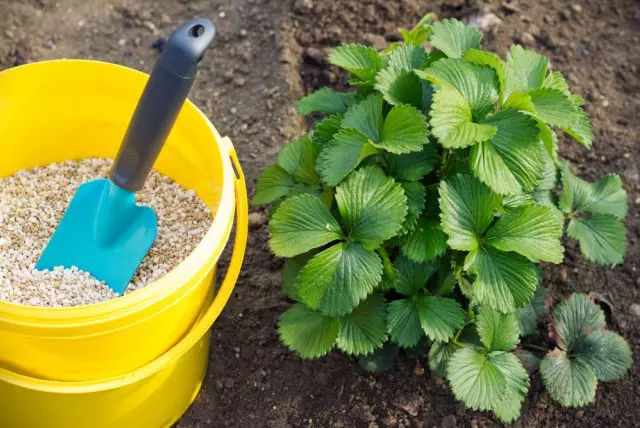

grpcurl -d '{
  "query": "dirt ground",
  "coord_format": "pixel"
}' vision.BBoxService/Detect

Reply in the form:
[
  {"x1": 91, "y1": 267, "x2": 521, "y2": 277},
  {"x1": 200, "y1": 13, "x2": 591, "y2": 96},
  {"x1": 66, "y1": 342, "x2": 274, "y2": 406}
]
[{"x1": 0, "y1": 0, "x2": 638, "y2": 426}]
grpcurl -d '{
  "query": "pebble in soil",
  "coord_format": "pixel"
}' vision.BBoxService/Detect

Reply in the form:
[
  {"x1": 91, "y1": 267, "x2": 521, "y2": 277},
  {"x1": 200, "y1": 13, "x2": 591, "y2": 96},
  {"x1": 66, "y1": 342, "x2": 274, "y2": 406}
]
[{"x1": 0, "y1": 158, "x2": 212, "y2": 307}]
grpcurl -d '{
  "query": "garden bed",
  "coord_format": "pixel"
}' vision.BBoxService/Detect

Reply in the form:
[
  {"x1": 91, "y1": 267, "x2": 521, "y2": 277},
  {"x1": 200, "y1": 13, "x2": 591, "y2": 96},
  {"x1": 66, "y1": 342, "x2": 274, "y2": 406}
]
[{"x1": 0, "y1": 0, "x2": 637, "y2": 426}]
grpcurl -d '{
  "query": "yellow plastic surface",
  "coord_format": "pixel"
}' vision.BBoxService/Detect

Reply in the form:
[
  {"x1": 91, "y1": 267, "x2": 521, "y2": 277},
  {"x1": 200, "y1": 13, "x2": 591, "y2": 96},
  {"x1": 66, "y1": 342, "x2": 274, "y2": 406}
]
[{"x1": 0, "y1": 59, "x2": 246, "y2": 382}]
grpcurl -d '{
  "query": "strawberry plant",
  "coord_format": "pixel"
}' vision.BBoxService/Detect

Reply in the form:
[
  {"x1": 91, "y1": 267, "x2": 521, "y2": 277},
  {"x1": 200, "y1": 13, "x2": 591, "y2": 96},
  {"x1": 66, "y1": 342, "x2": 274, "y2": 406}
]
[{"x1": 252, "y1": 14, "x2": 632, "y2": 423}]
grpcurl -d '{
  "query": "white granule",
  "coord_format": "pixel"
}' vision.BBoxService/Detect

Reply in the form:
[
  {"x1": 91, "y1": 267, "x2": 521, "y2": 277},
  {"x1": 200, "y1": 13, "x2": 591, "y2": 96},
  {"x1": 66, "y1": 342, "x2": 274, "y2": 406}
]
[{"x1": 0, "y1": 158, "x2": 213, "y2": 307}]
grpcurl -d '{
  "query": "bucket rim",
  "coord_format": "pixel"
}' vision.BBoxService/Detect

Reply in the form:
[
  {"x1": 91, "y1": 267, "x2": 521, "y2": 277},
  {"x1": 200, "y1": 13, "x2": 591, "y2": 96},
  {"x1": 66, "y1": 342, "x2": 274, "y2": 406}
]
[{"x1": 0, "y1": 59, "x2": 236, "y2": 324}]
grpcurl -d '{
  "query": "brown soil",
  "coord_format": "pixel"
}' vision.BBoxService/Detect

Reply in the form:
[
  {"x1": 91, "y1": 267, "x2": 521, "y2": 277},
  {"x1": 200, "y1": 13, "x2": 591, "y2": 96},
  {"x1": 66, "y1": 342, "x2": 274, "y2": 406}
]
[{"x1": 1, "y1": 0, "x2": 638, "y2": 426}]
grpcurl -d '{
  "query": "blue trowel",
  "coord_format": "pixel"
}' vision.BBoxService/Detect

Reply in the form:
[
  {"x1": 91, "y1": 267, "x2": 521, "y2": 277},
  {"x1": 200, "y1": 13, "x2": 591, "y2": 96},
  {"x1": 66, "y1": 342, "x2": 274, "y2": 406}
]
[{"x1": 36, "y1": 18, "x2": 215, "y2": 294}]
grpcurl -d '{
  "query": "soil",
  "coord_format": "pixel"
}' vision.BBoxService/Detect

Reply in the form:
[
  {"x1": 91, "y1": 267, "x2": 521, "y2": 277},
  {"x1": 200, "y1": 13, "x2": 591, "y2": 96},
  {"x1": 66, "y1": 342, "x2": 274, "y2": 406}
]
[{"x1": 1, "y1": 0, "x2": 638, "y2": 427}]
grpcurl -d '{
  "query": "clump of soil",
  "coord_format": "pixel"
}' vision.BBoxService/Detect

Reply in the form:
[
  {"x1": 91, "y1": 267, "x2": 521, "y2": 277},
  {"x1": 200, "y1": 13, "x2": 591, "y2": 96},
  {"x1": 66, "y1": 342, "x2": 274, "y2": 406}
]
[{"x1": 0, "y1": 158, "x2": 212, "y2": 307}]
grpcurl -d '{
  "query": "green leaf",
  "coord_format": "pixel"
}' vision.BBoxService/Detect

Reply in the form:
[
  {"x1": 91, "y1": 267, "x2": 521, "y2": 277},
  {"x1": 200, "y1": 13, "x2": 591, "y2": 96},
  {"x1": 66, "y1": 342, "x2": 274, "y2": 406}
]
[
  {"x1": 563, "y1": 107, "x2": 593, "y2": 148},
  {"x1": 394, "y1": 255, "x2": 439, "y2": 296},
  {"x1": 400, "y1": 181, "x2": 426, "y2": 233},
  {"x1": 377, "y1": 104, "x2": 428, "y2": 154},
  {"x1": 469, "y1": 109, "x2": 545, "y2": 195},
  {"x1": 282, "y1": 253, "x2": 314, "y2": 300},
  {"x1": 516, "y1": 283, "x2": 547, "y2": 337},
  {"x1": 417, "y1": 58, "x2": 498, "y2": 119},
  {"x1": 276, "y1": 135, "x2": 322, "y2": 187},
  {"x1": 428, "y1": 341, "x2": 458, "y2": 377},
  {"x1": 416, "y1": 296, "x2": 466, "y2": 342},
  {"x1": 398, "y1": 14, "x2": 435, "y2": 46},
  {"x1": 439, "y1": 174, "x2": 501, "y2": 251},
  {"x1": 251, "y1": 164, "x2": 297, "y2": 205},
  {"x1": 515, "y1": 349, "x2": 541, "y2": 373},
  {"x1": 503, "y1": 45, "x2": 548, "y2": 99},
  {"x1": 337, "y1": 294, "x2": 388, "y2": 356},
  {"x1": 540, "y1": 350, "x2": 597, "y2": 407},
  {"x1": 377, "y1": 247, "x2": 397, "y2": 292},
  {"x1": 551, "y1": 293, "x2": 606, "y2": 351},
  {"x1": 430, "y1": 88, "x2": 497, "y2": 149},
  {"x1": 464, "y1": 48, "x2": 505, "y2": 104},
  {"x1": 573, "y1": 331, "x2": 632, "y2": 382},
  {"x1": 375, "y1": 68, "x2": 423, "y2": 108},
  {"x1": 312, "y1": 113, "x2": 344, "y2": 146},
  {"x1": 476, "y1": 306, "x2": 520, "y2": 352},
  {"x1": 491, "y1": 352, "x2": 530, "y2": 423},
  {"x1": 465, "y1": 246, "x2": 538, "y2": 313},
  {"x1": 388, "y1": 44, "x2": 426, "y2": 70},
  {"x1": 430, "y1": 18, "x2": 482, "y2": 58},
  {"x1": 387, "y1": 299, "x2": 423, "y2": 348},
  {"x1": 542, "y1": 71, "x2": 570, "y2": 95},
  {"x1": 400, "y1": 217, "x2": 448, "y2": 262},
  {"x1": 296, "y1": 242, "x2": 383, "y2": 316},
  {"x1": 567, "y1": 215, "x2": 627, "y2": 265},
  {"x1": 447, "y1": 347, "x2": 507, "y2": 411},
  {"x1": 503, "y1": 91, "x2": 535, "y2": 112},
  {"x1": 316, "y1": 128, "x2": 380, "y2": 186},
  {"x1": 485, "y1": 204, "x2": 564, "y2": 263},
  {"x1": 536, "y1": 119, "x2": 559, "y2": 163},
  {"x1": 387, "y1": 145, "x2": 439, "y2": 181},
  {"x1": 359, "y1": 342, "x2": 400, "y2": 373},
  {"x1": 342, "y1": 93, "x2": 383, "y2": 142},
  {"x1": 560, "y1": 162, "x2": 628, "y2": 219},
  {"x1": 336, "y1": 165, "x2": 408, "y2": 248},
  {"x1": 296, "y1": 88, "x2": 355, "y2": 116},
  {"x1": 328, "y1": 43, "x2": 383, "y2": 83},
  {"x1": 278, "y1": 303, "x2": 340, "y2": 359},
  {"x1": 269, "y1": 194, "x2": 343, "y2": 257}
]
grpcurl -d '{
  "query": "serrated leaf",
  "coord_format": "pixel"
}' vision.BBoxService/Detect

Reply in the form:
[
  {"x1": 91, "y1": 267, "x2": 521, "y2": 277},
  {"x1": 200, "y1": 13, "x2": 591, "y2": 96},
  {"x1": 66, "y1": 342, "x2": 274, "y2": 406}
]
[
  {"x1": 278, "y1": 303, "x2": 340, "y2": 359},
  {"x1": 296, "y1": 242, "x2": 383, "y2": 316},
  {"x1": 552, "y1": 293, "x2": 606, "y2": 351},
  {"x1": 394, "y1": 255, "x2": 439, "y2": 296},
  {"x1": 485, "y1": 204, "x2": 564, "y2": 263},
  {"x1": 336, "y1": 165, "x2": 408, "y2": 248},
  {"x1": 329, "y1": 43, "x2": 383, "y2": 83},
  {"x1": 296, "y1": 88, "x2": 355, "y2": 116},
  {"x1": 540, "y1": 351, "x2": 597, "y2": 407},
  {"x1": 387, "y1": 299, "x2": 423, "y2": 348},
  {"x1": 400, "y1": 181, "x2": 426, "y2": 233},
  {"x1": 282, "y1": 253, "x2": 314, "y2": 300},
  {"x1": 562, "y1": 108, "x2": 593, "y2": 148},
  {"x1": 342, "y1": 93, "x2": 383, "y2": 142},
  {"x1": 337, "y1": 294, "x2": 388, "y2": 356},
  {"x1": 503, "y1": 45, "x2": 548, "y2": 99},
  {"x1": 312, "y1": 113, "x2": 344, "y2": 146},
  {"x1": 430, "y1": 88, "x2": 497, "y2": 149},
  {"x1": 377, "y1": 104, "x2": 429, "y2": 154},
  {"x1": 447, "y1": 347, "x2": 507, "y2": 411},
  {"x1": 503, "y1": 91, "x2": 535, "y2": 112},
  {"x1": 536, "y1": 118, "x2": 559, "y2": 164},
  {"x1": 573, "y1": 331, "x2": 632, "y2": 382},
  {"x1": 388, "y1": 44, "x2": 426, "y2": 70},
  {"x1": 502, "y1": 193, "x2": 535, "y2": 209},
  {"x1": 316, "y1": 128, "x2": 380, "y2": 186},
  {"x1": 359, "y1": 342, "x2": 400, "y2": 373},
  {"x1": 465, "y1": 246, "x2": 538, "y2": 313},
  {"x1": 417, "y1": 58, "x2": 498, "y2": 119},
  {"x1": 429, "y1": 341, "x2": 458, "y2": 377},
  {"x1": 377, "y1": 247, "x2": 397, "y2": 292},
  {"x1": 251, "y1": 164, "x2": 297, "y2": 205},
  {"x1": 416, "y1": 296, "x2": 466, "y2": 342},
  {"x1": 491, "y1": 352, "x2": 530, "y2": 423},
  {"x1": 387, "y1": 145, "x2": 439, "y2": 181},
  {"x1": 476, "y1": 306, "x2": 520, "y2": 352},
  {"x1": 375, "y1": 68, "x2": 423, "y2": 108},
  {"x1": 464, "y1": 48, "x2": 505, "y2": 104},
  {"x1": 560, "y1": 162, "x2": 628, "y2": 219},
  {"x1": 567, "y1": 215, "x2": 627, "y2": 265},
  {"x1": 470, "y1": 109, "x2": 545, "y2": 195},
  {"x1": 439, "y1": 174, "x2": 501, "y2": 251},
  {"x1": 516, "y1": 283, "x2": 546, "y2": 337},
  {"x1": 515, "y1": 349, "x2": 541, "y2": 373},
  {"x1": 542, "y1": 71, "x2": 570, "y2": 95},
  {"x1": 276, "y1": 135, "x2": 322, "y2": 187},
  {"x1": 430, "y1": 18, "x2": 482, "y2": 58},
  {"x1": 269, "y1": 194, "x2": 343, "y2": 257},
  {"x1": 400, "y1": 217, "x2": 448, "y2": 262}
]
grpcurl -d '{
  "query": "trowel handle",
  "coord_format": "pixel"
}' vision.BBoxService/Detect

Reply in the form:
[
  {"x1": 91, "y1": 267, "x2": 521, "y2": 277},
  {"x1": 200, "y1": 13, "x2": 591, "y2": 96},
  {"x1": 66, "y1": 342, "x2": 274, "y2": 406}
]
[{"x1": 110, "y1": 18, "x2": 215, "y2": 192}]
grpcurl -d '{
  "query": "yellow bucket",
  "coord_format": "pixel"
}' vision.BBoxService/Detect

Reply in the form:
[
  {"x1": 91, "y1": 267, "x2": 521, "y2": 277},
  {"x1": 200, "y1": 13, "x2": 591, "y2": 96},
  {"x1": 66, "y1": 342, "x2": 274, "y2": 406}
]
[{"x1": 0, "y1": 58, "x2": 247, "y2": 392}]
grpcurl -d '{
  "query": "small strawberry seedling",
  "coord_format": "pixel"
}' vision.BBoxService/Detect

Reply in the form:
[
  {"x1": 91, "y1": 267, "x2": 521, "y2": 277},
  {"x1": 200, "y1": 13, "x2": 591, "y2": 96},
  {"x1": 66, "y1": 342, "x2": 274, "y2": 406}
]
[{"x1": 252, "y1": 14, "x2": 632, "y2": 423}]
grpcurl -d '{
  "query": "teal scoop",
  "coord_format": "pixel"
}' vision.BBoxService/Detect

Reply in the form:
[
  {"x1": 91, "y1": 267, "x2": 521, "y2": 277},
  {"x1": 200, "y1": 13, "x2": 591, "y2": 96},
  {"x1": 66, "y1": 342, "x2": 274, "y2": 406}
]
[{"x1": 36, "y1": 18, "x2": 215, "y2": 294}]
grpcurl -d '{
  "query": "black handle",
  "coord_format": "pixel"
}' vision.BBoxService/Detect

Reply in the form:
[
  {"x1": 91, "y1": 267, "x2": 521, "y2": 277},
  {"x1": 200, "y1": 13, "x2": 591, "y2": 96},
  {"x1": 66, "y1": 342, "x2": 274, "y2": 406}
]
[{"x1": 110, "y1": 18, "x2": 215, "y2": 192}]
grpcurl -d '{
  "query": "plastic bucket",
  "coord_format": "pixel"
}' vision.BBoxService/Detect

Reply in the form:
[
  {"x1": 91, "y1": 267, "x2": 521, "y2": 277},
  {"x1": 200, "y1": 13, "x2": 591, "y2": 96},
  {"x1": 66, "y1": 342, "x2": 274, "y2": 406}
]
[{"x1": 0, "y1": 60, "x2": 248, "y2": 382}]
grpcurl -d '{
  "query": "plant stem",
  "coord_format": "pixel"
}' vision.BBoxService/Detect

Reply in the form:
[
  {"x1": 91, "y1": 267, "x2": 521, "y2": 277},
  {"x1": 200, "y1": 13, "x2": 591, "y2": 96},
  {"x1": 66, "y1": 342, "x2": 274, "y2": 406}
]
[{"x1": 524, "y1": 343, "x2": 549, "y2": 353}]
